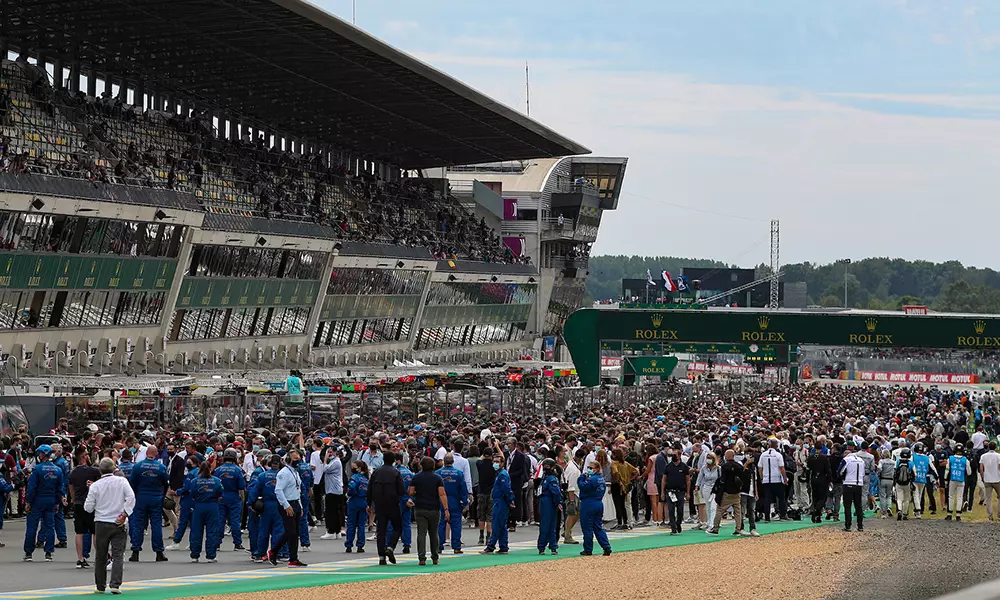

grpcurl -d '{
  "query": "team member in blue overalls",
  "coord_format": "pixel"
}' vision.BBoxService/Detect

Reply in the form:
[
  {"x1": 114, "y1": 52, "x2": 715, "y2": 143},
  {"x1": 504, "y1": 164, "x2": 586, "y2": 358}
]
[
  {"x1": 0, "y1": 464, "x2": 14, "y2": 548},
  {"x1": 344, "y1": 461, "x2": 369, "y2": 552},
  {"x1": 245, "y1": 452, "x2": 267, "y2": 558},
  {"x1": 437, "y1": 453, "x2": 468, "y2": 554},
  {"x1": 51, "y1": 445, "x2": 70, "y2": 549},
  {"x1": 185, "y1": 461, "x2": 223, "y2": 563},
  {"x1": 578, "y1": 460, "x2": 612, "y2": 556},
  {"x1": 23, "y1": 445, "x2": 64, "y2": 562},
  {"x1": 128, "y1": 445, "x2": 169, "y2": 562},
  {"x1": 295, "y1": 451, "x2": 314, "y2": 552},
  {"x1": 386, "y1": 454, "x2": 414, "y2": 553},
  {"x1": 213, "y1": 449, "x2": 246, "y2": 550},
  {"x1": 250, "y1": 454, "x2": 285, "y2": 563},
  {"x1": 165, "y1": 456, "x2": 201, "y2": 550},
  {"x1": 480, "y1": 456, "x2": 514, "y2": 555},
  {"x1": 537, "y1": 458, "x2": 563, "y2": 555},
  {"x1": 118, "y1": 450, "x2": 135, "y2": 479}
]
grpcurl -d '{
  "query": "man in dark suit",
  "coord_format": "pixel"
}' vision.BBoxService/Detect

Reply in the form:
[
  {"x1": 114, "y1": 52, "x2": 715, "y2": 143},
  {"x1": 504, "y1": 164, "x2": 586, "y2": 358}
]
[
  {"x1": 367, "y1": 451, "x2": 405, "y2": 566},
  {"x1": 506, "y1": 441, "x2": 530, "y2": 531}
]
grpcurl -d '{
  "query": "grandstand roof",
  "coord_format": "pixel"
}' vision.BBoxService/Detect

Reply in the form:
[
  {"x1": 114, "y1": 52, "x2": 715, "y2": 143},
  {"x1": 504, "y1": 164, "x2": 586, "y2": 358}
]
[{"x1": 5, "y1": 0, "x2": 590, "y2": 169}]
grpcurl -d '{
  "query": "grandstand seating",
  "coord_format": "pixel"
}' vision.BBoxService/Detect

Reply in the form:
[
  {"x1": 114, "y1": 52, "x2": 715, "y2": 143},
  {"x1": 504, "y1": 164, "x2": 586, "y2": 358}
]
[{"x1": 0, "y1": 59, "x2": 528, "y2": 264}]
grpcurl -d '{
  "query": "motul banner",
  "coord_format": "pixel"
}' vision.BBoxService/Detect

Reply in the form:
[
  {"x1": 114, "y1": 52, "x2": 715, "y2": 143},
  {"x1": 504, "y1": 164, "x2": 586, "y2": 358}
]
[{"x1": 856, "y1": 371, "x2": 979, "y2": 384}]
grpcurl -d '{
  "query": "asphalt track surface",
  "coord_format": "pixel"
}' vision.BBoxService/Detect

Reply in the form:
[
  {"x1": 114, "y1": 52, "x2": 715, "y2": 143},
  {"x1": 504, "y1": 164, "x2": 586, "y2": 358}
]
[{"x1": 0, "y1": 517, "x2": 828, "y2": 599}]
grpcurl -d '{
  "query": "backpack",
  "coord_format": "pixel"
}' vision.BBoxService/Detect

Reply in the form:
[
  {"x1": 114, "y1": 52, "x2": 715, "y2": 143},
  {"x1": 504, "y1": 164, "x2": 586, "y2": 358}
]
[{"x1": 894, "y1": 461, "x2": 913, "y2": 486}]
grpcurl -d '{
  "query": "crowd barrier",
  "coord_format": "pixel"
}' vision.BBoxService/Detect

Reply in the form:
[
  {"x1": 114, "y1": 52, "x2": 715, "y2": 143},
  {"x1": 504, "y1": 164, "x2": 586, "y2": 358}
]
[{"x1": 54, "y1": 386, "x2": 678, "y2": 432}]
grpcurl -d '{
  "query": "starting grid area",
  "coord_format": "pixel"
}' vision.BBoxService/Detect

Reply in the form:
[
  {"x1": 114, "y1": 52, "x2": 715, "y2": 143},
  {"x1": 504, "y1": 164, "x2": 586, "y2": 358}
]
[{"x1": 0, "y1": 528, "x2": 664, "y2": 600}]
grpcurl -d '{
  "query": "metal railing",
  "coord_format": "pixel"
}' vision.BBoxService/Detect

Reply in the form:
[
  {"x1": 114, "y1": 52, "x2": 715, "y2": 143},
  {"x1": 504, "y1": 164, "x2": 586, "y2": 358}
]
[{"x1": 55, "y1": 385, "x2": 679, "y2": 432}]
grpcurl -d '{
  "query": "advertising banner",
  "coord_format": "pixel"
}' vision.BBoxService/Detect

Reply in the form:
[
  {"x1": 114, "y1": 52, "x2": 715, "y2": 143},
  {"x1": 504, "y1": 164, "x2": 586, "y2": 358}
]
[
  {"x1": 855, "y1": 371, "x2": 979, "y2": 384},
  {"x1": 687, "y1": 362, "x2": 779, "y2": 376},
  {"x1": 542, "y1": 336, "x2": 556, "y2": 361}
]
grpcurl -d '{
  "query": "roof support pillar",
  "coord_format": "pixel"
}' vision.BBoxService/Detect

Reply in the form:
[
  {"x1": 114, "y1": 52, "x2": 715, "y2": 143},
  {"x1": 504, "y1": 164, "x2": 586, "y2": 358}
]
[
  {"x1": 134, "y1": 80, "x2": 145, "y2": 110},
  {"x1": 51, "y1": 58, "x2": 63, "y2": 89},
  {"x1": 0, "y1": 38, "x2": 8, "y2": 61},
  {"x1": 68, "y1": 61, "x2": 81, "y2": 94},
  {"x1": 86, "y1": 65, "x2": 97, "y2": 97}
]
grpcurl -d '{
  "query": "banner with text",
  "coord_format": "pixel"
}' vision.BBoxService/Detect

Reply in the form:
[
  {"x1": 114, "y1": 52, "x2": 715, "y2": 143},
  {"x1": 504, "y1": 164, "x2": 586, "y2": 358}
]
[{"x1": 856, "y1": 371, "x2": 979, "y2": 384}]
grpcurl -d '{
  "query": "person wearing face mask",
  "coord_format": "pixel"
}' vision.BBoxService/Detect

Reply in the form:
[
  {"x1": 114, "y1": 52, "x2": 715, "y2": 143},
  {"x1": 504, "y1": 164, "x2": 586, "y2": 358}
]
[
  {"x1": 244, "y1": 451, "x2": 268, "y2": 557},
  {"x1": 481, "y1": 454, "x2": 514, "y2": 555},
  {"x1": 537, "y1": 458, "x2": 563, "y2": 555},
  {"x1": 660, "y1": 447, "x2": 691, "y2": 535},
  {"x1": 609, "y1": 448, "x2": 637, "y2": 530},
  {"x1": 272, "y1": 450, "x2": 306, "y2": 567},
  {"x1": 578, "y1": 461, "x2": 612, "y2": 556},
  {"x1": 248, "y1": 454, "x2": 285, "y2": 563},
  {"x1": 385, "y1": 453, "x2": 413, "y2": 553},
  {"x1": 695, "y1": 452, "x2": 721, "y2": 533},
  {"x1": 562, "y1": 448, "x2": 584, "y2": 544},
  {"x1": 294, "y1": 450, "x2": 314, "y2": 552},
  {"x1": 344, "y1": 461, "x2": 369, "y2": 553},
  {"x1": 166, "y1": 456, "x2": 202, "y2": 550}
]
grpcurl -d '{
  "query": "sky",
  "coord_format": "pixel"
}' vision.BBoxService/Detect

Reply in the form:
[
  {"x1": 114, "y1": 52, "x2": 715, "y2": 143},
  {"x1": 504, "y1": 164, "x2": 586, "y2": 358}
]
[{"x1": 314, "y1": 0, "x2": 1000, "y2": 269}]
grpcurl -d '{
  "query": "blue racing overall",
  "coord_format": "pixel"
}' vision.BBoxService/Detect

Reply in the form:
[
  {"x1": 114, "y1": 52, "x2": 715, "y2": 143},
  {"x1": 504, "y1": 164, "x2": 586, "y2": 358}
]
[
  {"x1": 172, "y1": 467, "x2": 199, "y2": 544},
  {"x1": 486, "y1": 467, "x2": 514, "y2": 552},
  {"x1": 213, "y1": 462, "x2": 246, "y2": 547},
  {"x1": 251, "y1": 469, "x2": 284, "y2": 559},
  {"x1": 437, "y1": 465, "x2": 468, "y2": 551},
  {"x1": 537, "y1": 473, "x2": 562, "y2": 553},
  {"x1": 344, "y1": 473, "x2": 368, "y2": 549},
  {"x1": 128, "y1": 458, "x2": 168, "y2": 552},
  {"x1": 246, "y1": 466, "x2": 265, "y2": 556},
  {"x1": 578, "y1": 472, "x2": 611, "y2": 554},
  {"x1": 185, "y1": 475, "x2": 223, "y2": 560},
  {"x1": 386, "y1": 465, "x2": 413, "y2": 549},
  {"x1": 23, "y1": 460, "x2": 64, "y2": 555}
]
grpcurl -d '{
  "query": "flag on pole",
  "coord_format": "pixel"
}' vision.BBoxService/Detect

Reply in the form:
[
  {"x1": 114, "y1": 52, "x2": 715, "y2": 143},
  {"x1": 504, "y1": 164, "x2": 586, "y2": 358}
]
[
  {"x1": 662, "y1": 271, "x2": 677, "y2": 292},
  {"x1": 676, "y1": 276, "x2": 688, "y2": 292},
  {"x1": 646, "y1": 269, "x2": 655, "y2": 288}
]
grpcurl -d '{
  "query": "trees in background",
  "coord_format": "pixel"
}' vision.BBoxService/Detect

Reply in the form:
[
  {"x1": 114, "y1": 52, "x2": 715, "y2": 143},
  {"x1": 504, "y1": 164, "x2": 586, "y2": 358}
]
[{"x1": 585, "y1": 255, "x2": 1000, "y2": 314}]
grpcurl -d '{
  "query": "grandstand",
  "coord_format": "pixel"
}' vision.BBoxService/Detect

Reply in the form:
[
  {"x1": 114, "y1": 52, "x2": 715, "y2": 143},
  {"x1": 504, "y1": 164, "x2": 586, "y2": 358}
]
[{"x1": 0, "y1": 0, "x2": 622, "y2": 377}]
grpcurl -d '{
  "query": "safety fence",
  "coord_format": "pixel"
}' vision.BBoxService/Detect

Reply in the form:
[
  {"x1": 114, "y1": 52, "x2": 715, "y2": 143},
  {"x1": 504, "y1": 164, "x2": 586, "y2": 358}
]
[{"x1": 55, "y1": 385, "x2": 679, "y2": 432}]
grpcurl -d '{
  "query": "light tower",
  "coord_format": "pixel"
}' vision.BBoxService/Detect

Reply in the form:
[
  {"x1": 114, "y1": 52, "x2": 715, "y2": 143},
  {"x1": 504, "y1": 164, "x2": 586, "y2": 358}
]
[{"x1": 769, "y1": 219, "x2": 780, "y2": 310}]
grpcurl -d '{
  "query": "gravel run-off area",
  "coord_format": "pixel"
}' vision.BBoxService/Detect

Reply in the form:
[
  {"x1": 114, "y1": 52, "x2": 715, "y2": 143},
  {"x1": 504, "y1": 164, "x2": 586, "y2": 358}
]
[
  {"x1": 189, "y1": 503, "x2": 1000, "y2": 600},
  {"x1": 189, "y1": 527, "x2": 872, "y2": 600}
]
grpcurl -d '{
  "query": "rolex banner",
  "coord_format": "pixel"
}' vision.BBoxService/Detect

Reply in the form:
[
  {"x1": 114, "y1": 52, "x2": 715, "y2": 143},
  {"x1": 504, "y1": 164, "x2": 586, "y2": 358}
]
[{"x1": 623, "y1": 356, "x2": 679, "y2": 377}]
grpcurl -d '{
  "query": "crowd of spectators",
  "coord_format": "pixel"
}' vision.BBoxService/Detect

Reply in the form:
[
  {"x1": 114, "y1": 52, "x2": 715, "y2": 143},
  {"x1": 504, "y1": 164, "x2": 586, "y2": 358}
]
[
  {"x1": 2, "y1": 379, "x2": 996, "y2": 561},
  {"x1": 0, "y1": 59, "x2": 526, "y2": 265}
]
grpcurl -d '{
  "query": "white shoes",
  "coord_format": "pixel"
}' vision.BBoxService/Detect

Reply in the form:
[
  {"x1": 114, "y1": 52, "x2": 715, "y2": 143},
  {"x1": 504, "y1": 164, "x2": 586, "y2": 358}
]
[
  {"x1": 301, "y1": 546, "x2": 311, "y2": 552},
  {"x1": 367, "y1": 533, "x2": 377, "y2": 541},
  {"x1": 320, "y1": 533, "x2": 337, "y2": 540},
  {"x1": 164, "y1": 543, "x2": 181, "y2": 551},
  {"x1": 191, "y1": 558, "x2": 199, "y2": 563}
]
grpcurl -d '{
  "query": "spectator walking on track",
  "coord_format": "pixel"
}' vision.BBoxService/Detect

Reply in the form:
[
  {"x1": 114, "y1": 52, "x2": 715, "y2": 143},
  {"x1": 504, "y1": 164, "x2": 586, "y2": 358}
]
[{"x1": 84, "y1": 458, "x2": 135, "y2": 594}]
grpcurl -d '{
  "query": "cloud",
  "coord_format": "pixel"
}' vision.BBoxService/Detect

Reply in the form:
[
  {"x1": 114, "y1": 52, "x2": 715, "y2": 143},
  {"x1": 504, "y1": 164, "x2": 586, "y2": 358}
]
[
  {"x1": 384, "y1": 20, "x2": 419, "y2": 34},
  {"x1": 431, "y1": 57, "x2": 1000, "y2": 266}
]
